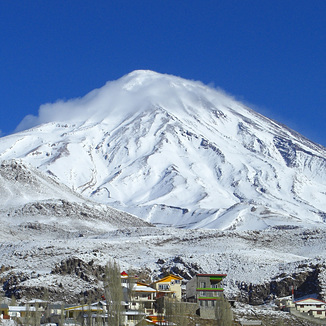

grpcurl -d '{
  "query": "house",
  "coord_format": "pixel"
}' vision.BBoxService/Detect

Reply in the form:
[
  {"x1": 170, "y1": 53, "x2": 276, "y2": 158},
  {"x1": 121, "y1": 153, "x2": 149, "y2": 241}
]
[
  {"x1": 122, "y1": 281, "x2": 156, "y2": 325},
  {"x1": 126, "y1": 282, "x2": 157, "y2": 314},
  {"x1": 8, "y1": 305, "x2": 37, "y2": 324},
  {"x1": 151, "y1": 274, "x2": 183, "y2": 300},
  {"x1": 48, "y1": 303, "x2": 64, "y2": 315},
  {"x1": 275, "y1": 296, "x2": 295, "y2": 311},
  {"x1": 0, "y1": 304, "x2": 9, "y2": 319},
  {"x1": 23, "y1": 298, "x2": 48, "y2": 310},
  {"x1": 121, "y1": 271, "x2": 138, "y2": 287},
  {"x1": 64, "y1": 302, "x2": 107, "y2": 320},
  {"x1": 186, "y1": 273, "x2": 227, "y2": 319},
  {"x1": 293, "y1": 297, "x2": 326, "y2": 320},
  {"x1": 40, "y1": 303, "x2": 66, "y2": 325},
  {"x1": 294, "y1": 297, "x2": 326, "y2": 314},
  {"x1": 121, "y1": 310, "x2": 146, "y2": 326}
]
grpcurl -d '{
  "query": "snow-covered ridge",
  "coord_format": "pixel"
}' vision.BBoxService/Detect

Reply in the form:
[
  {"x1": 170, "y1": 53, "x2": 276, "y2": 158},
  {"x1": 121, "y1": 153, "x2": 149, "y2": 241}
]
[
  {"x1": 0, "y1": 159, "x2": 152, "y2": 235},
  {"x1": 1, "y1": 70, "x2": 326, "y2": 230}
]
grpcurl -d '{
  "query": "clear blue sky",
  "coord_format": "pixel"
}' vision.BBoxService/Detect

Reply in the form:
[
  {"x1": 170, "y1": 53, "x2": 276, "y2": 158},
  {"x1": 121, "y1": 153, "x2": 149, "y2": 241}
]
[{"x1": 1, "y1": 1, "x2": 325, "y2": 146}]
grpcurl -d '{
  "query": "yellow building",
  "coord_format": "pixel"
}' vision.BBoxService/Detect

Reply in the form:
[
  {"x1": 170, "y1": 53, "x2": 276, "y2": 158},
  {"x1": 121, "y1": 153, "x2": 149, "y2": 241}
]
[
  {"x1": 0, "y1": 304, "x2": 9, "y2": 319},
  {"x1": 151, "y1": 274, "x2": 183, "y2": 300}
]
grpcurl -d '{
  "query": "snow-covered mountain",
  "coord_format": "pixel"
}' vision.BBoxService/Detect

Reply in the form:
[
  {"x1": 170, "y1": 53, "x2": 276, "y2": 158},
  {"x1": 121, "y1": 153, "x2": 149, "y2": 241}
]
[
  {"x1": 0, "y1": 159, "x2": 152, "y2": 237},
  {"x1": 2, "y1": 71, "x2": 326, "y2": 309},
  {"x1": 1, "y1": 70, "x2": 326, "y2": 230}
]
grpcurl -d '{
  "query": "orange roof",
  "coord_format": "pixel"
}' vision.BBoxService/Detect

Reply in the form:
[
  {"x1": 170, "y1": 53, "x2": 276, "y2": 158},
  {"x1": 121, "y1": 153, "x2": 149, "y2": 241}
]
[
  {"x1": 152, "y1": 274, "x2": 183, "y2": 284},
  {"x1": 147, "y1": 315, "x2": 165, "y2": 322}
]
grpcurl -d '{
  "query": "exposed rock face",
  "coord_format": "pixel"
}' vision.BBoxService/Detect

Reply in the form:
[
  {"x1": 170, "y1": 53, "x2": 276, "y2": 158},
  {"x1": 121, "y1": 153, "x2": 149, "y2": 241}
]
[
  {"x1": 3, "y1": 272, "x2": 30, "y2": 299},
  {"x1": 157, "y1": 256, "x2": 204, "y2": 280},
  {"x1": 3, "y1": 258, "x2": 106, "y2": 303},
  {"x1": 51, "y1": 257, "x2": 106, "y2": 282},
  {"x1": 232, "y1": 264, "x2": 324, "y2": 305},
  {"x1": 2, "y1": 259, "x2": 324, "y2": 305}
]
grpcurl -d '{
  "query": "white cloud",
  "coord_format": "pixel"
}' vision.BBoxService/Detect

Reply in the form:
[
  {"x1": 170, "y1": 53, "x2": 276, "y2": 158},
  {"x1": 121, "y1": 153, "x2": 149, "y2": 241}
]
[{"x1": 15, "y1": 70, "x2": 233, "y2": 132}]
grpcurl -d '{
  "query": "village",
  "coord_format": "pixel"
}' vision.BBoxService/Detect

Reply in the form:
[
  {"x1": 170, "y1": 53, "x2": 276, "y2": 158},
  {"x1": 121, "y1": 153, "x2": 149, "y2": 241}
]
[
  {"x1": 1, "y1": 269, "x2": 326, "y2": 326},
  {"x1": 0, "y1": 270, "x2": 231, "y2": 325}
]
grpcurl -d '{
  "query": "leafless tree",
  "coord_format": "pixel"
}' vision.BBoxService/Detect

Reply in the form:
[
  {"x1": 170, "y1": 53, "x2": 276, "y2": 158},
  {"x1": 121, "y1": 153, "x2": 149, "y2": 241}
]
[{"x1": 104, "y1": 260, "x2": 123, "y2": 325}]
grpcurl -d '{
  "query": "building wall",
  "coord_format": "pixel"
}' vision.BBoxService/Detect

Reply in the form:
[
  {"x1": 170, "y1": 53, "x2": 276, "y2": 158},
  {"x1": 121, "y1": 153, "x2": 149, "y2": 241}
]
[
  {"x1": 186, "y1": 274, "x2": 226, "y2": 320},
  {"x1": 296, "y1": 304, "x2": 325, "y2": 313},
  {"x1": 170, "y1": 279, "x2": 182, "y2": 300},
  {"x1": 310, "y1": 310, "x2": 326, "y2": 319},
  {"x1": 186, "y1": 276, "x2": 197, "y2": 301},
  {"x1": 154, "y1": 276, "x2": 182, "y2": 300},
  {"x1": 198, "y1": 300, "x2": 216, "y2": 319}
]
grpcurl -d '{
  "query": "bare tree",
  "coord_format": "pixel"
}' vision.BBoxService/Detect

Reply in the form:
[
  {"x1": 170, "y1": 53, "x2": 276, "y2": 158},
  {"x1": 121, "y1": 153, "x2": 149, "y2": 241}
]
[
  {"x1": 42, "y1": 288, "x2": 50, "y2": 324},
  {"x1": 104, "y1": 260, "x2": 123, "y2": 325},
  {"x1": 33, "y1": 302, "x2": 42, "y2": 326},
  {"x1": 10, "y1": 295, "x2": 16, "y2": 306},
  {"x1": 60, "y1": 303, "x2": 65, "y2": 326},
  {"x1": 95, "y1": 302, "x2": 103, "y2": 326}
]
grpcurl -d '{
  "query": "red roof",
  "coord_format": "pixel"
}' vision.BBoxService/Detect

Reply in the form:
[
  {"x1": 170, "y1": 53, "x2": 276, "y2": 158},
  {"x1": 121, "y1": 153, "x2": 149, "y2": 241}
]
[
  {"x1": 196, "y1": 274, "x2": 227, "y2": 277},
  {"x1": 295, "y1": 298, "x2": 326, "y2": 304}
]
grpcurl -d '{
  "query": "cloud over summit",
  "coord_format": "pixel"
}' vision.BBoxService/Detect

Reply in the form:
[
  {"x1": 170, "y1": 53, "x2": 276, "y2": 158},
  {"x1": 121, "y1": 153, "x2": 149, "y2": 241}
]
[{"x1": 15, "y1": 70, "x2": 233, "y2": 132}]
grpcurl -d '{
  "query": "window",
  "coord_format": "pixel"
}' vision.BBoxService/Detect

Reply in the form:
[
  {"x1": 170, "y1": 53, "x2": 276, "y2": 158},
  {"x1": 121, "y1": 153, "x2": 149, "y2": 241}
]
[
  {"x1": 200, "y1": 300, "x2": 208, "y2": 307},
  {"x1": 200, "y1": 282, "x2": 206, "y2": 288},
  {"x1": 158, "y1": 284, "x2": 169, "y2": 290}
]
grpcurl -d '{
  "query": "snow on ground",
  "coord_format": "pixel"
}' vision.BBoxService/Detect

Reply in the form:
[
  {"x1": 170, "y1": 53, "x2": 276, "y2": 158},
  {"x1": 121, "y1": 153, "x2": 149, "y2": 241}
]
[{"x1": 2, "y1": 217, "x2": 326, "y2": 304}]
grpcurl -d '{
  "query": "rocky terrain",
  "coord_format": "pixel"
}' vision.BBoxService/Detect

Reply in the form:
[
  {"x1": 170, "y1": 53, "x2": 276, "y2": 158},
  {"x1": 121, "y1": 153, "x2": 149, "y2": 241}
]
[{"x1": 2, "y1": 211, "x2": 326, "y2": 305}]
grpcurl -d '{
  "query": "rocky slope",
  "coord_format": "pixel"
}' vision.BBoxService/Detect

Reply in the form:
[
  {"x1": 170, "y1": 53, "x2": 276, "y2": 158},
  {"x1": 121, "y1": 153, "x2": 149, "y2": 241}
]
[
  {"x1": 0, "y1": 159, "x2": 152, "y2": 240},
  {"x1": 2, "y1": 222, "x2": 326, "y2": 305}
]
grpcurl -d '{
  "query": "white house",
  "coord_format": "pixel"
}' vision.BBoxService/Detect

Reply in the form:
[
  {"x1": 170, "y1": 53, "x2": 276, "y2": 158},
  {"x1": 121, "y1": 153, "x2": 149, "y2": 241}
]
[{"x1": 295, "y1": 298, "x2": 326, "y2": 314}]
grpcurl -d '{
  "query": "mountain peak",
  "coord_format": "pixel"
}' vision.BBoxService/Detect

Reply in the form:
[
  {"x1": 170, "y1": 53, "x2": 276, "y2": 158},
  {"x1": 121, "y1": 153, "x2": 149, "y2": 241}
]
[
  {"x1": 125, "y1": 69, "x2": 163, "y2": 78},
  {"x1": 16, "y1": 71, "x2": 234, "y2": 132},
  {"x1": 1, "y1": 72, "x2": 326, "y2": 230}
]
